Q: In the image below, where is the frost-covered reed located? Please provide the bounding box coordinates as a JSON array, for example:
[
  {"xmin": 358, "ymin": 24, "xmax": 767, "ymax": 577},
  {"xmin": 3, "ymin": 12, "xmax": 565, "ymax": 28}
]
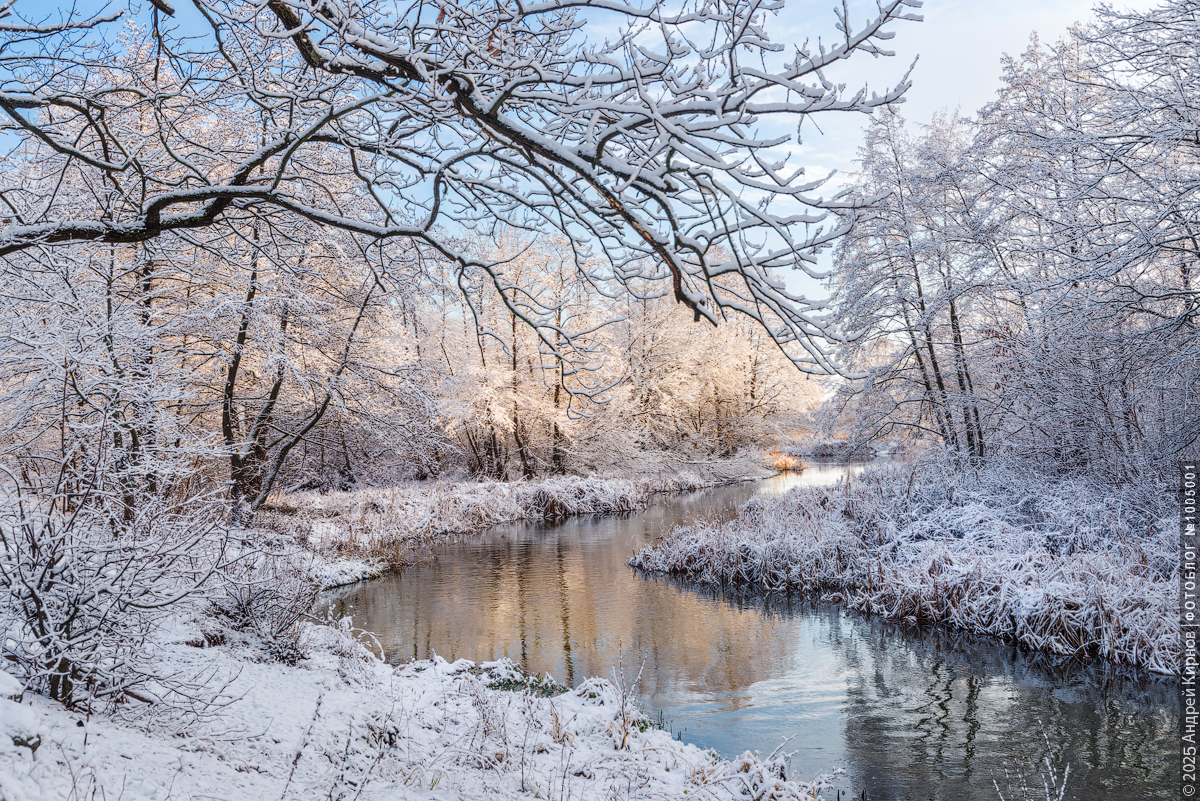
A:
[
  {"xmin": 304, "ymin": 476, "xmax": 641, "ymax": 550},
  {"xmin": 630, "ymin": 457, "xmax": 1178, "ymax": 674},
  {"xmin": 273, "ymin": 462, "xmax": 772, "ymax": 567}
]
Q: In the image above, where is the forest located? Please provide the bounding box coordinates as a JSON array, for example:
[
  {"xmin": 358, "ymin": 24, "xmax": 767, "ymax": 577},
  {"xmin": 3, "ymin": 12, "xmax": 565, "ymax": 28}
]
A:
[{"xmin": 0, "ymin": 0, "xmax": 1191, "ymax": 798}]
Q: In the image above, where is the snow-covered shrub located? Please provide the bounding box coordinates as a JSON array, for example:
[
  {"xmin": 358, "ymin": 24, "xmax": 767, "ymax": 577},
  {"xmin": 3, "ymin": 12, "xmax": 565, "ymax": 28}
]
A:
[
  {"xmin": 276, "ymin": 468, "xmax": 769, "ymax": 563},
  {"xmin": 0, "ymin": 486, "xmax": 225, "ymax": 707},
  {"xmin": 0, "ymin": 642, "xmax": 842, "ymax": 801},
  {"xmin": 210, "ymin": 532, "xmax": 320, "ymax": 664}
]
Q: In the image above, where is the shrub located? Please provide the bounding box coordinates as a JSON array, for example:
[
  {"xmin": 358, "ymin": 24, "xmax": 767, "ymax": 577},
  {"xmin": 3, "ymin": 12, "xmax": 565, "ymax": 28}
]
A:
[
  {"xmin": 209, "ymin": 532, "xmax": 321, "ymax": 664},
  {"xmin": 0, "ymin": 484, "xmax": 225, "ymax": 707}
]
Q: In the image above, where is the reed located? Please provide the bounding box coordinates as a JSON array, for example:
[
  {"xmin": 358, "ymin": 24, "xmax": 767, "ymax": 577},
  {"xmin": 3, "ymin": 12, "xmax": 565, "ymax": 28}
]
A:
[
  {"xmin": 630, "ymin": 457, "xmax": 1177, "ymax": 674},
  {"xmin": 270, "ymin": 462, "xmax": 774, "ymax": 569}
]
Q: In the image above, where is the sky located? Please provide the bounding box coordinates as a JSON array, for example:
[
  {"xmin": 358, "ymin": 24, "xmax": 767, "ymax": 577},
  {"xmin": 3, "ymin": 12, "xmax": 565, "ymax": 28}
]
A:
[
  {"xmin": 743, "ymin": 0, "xmax": 1158, "ymax": 297},
  {"xmin": 777, "ymin": 0, "xmax": 1157, "ymax": 179}
]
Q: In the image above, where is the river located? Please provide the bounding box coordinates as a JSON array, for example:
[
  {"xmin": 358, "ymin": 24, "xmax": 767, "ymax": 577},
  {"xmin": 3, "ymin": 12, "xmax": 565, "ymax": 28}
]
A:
[{"xmin": 324, "ymin": 463, "xmax": 1177, "ymax": 800}]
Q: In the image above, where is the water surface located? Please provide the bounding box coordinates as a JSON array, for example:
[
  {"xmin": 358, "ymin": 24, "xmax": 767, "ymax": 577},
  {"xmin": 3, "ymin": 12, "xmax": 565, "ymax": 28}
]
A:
[{"xmin": 326, "ymin": 464, "xmax": 1177, "ymax": 800}]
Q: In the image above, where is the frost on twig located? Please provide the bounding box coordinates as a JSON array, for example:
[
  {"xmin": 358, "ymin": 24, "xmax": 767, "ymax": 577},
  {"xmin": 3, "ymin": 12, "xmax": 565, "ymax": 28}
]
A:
[{"xmin": 0, "ymin": 0, "xmax": 921, "ymax": 376}]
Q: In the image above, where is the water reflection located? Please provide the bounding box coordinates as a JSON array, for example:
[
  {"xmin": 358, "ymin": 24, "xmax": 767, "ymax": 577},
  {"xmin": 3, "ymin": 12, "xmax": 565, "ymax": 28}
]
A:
[{"xmin": 325, "ymin": 465, "xmax": 1176, "ymax": 800}]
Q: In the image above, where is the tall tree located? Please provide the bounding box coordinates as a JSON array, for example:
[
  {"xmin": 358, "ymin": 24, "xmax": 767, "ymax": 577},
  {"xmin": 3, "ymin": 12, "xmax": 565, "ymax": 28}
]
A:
[{"xmin": 827, "ymin": 0, "xmax": 1200, "ymax": 479}]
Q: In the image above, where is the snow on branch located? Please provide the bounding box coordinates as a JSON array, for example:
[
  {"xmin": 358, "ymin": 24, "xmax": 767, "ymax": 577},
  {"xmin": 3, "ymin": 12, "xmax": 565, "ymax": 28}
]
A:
[{"xmin": 0, "ymin": 0, "xmax": 920, "ymax": 375}]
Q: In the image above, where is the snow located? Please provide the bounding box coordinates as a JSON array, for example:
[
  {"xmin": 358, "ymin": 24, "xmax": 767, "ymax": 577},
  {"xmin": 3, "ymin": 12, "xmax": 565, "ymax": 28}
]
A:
[
  {"xmin": 631, "ymin": 459, "xmax": 1178, "ymax": 675},
  {"xmin": 311, "ymin": 558, "xmax": 387, "ymax": 590},
  {"xmin": 0, "ymin": 699, "xmax": 37, "ymax": 748},
  {"xmin": 0, "ymin": 617, "xmax": 834, "ymax": 800},
  {"xmin": 0, "ymin": 671, "xmax": 21, "ymax": 700}
]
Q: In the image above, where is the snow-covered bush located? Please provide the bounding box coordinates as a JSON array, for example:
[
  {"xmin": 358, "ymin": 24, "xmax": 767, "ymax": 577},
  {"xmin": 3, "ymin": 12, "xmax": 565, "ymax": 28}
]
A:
[
  {"xmin": 276, "ymin": 466, "xmax": 771, "ymax": 564},
  {"xmin": 283, "ymin": 476, "xmax": 645, "ymax": 564},
  {"xmin": 632, "ymin": 455, "xmax": 1177, "ymax": 673},
  {"xmin": 0, "ymin": 485, "xmax": 226, "ymax": 707},
  {"xmin": 209, "ymin": 532, "xmax": 321, "ymax": 664},
  {"xmin": 0, "ymin": 640, "xmax": 841, "ymax": 801}
]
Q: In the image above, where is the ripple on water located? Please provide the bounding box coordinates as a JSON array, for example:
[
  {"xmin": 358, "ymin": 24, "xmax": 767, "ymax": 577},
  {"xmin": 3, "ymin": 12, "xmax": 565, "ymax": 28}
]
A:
[{"xmin": 325, "ymin": 467, "xmax": 1178, "ymax": 801}]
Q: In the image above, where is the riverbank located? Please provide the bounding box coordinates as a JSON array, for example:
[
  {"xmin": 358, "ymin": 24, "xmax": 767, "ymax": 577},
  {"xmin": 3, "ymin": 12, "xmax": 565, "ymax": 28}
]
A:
[
  {"xmin": 276, "ymin": 458, "xmax": 777, "ymax": 585},
  {"xmin": 0, "ymin": 614, "xmax": 835, "ymax": 801},
  {"xmin": 630, "ymin": 457, "xmax": 1178, "ymax": 675}
]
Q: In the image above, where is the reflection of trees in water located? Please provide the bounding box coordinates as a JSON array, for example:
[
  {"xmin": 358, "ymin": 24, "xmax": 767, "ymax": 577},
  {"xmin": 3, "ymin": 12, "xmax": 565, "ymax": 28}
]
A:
[
  {"xmin": 328, "ymin": 514, "xmax": 794, "ymax": 699},
  {"xmin": 658, "ymin": 576, "xmax": 1177, "ymax": 799},
  {"xmin": 328, "ymin": 502, "xmax": 1176, "ymax": 801},
  {"xmin": 825, "ymin": 616, "xmax": 1177, "ymax": 800},
  {"xmin": 643, "ymin": 578, "xmax": 1176, "ymax": 800}
]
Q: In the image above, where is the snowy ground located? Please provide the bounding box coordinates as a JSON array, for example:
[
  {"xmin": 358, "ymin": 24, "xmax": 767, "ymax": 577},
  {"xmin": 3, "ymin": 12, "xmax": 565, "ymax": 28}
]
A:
[
  {"xmin": 0, "ymin": 616, "xmax": 834, "ymax": 801},
  {"xmin": 311, "ymin": 556, "xmax": 388, "ymax": 590},
  {"xmin": 275, "ymin": 460, "xmax": 774, "ymax": 571},
  {"xmin": 631, "ymin": 457, "xmax": 1178, "ymax": 675}
]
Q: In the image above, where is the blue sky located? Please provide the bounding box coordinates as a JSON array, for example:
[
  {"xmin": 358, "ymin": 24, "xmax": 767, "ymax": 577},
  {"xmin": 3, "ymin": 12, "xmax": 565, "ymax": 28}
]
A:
[
  {"xmin": 23, "ymin": 0, "xmax": 1155, "ymax": 302},
  {"xmin": 751, "ymin": 0, "xmax": 1157, "ymax": 296},
  {"xmin": 765, "ymin": 0, "xmax": 1156, "ymax": 176}
]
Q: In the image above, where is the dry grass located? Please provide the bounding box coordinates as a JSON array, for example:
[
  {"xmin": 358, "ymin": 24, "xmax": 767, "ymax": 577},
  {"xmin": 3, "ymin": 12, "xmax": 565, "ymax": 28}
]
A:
[
  {"xmin": 267, "ymin": 460, "xmax": 774, "ymax": 568},
  {"xmin": 768, "ymin": 449, "xmax": 804, "ymax": 471},
  {"xmin": 630, "ymin": 457, "xmax": 1178, "ymax": 674}
]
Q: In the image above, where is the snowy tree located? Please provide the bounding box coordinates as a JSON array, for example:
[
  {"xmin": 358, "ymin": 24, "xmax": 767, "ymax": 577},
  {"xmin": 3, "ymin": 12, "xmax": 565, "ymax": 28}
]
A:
[
  {"xmin": 827, "ymin": 111, "xmax": 993, "ymax": 458},
  {"xmin": 827, "ymin": 0, "xmax": 1199, "ymax": 479},
  {"xmin": 0, "ymin": 0, "xmax": 921, "ymax": 375},
  {"xmin": 973, "ymin": 9, "xmax": 1199, "ymax": 476}
]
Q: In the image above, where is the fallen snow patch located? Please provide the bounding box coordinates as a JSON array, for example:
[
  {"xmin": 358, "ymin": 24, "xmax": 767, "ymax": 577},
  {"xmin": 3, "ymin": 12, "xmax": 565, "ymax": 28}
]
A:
[
  {"xmin": 0, "ymin": 620, "xmax": 834, "ymax": 800},
  {"xmin": 312, "ymin": 557, "xmax": 386, "ymax": 590}
]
